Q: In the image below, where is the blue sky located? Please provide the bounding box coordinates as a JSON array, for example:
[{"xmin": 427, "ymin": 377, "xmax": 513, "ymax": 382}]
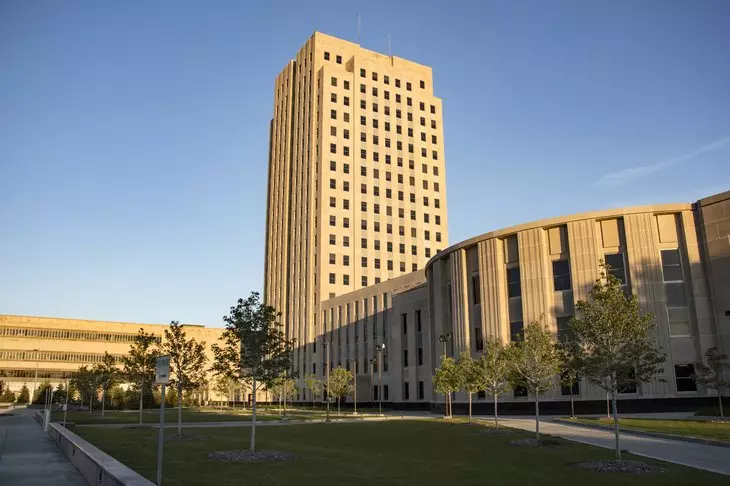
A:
[{"xmin": 1, "ymin": 0, "xmax": 728, "ymax": 327}]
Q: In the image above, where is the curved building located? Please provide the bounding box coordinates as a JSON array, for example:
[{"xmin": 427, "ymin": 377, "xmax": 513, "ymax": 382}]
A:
[{"xmin": 313, "ymin": 191, "xmax": 730, "ymax": 411}]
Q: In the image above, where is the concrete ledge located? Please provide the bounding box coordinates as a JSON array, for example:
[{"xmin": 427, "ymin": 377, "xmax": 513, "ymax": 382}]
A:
[
  {"xmin": 553, "ymin": 418, "xmax": 730, "ymax": 449},
  {"xmin": 45, "ymin": 421, "xmax": 154, "ymax": 486}
]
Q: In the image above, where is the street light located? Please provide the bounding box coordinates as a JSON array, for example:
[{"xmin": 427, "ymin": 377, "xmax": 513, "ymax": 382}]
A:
[
  {"xmin": 349, "ymin": 358, "xmax": 357, "ymax": 415},
  {"xmin": 324, "ymin": 340, "xmax": 330, "ymax": 422},
  {"xmin": 369, "ymin": 357, "xmax": 377, "ymax": 405},
  {"xmin": 376, "ymin": 343, "xmax": 386, "ymax": 415},
  {"xmin": 438, "ymin": 334, "xmax": 452, "ymax": 417},
  {"xmin": 31, "ymin": 348, "xmax": 39, "ymax": 405}
]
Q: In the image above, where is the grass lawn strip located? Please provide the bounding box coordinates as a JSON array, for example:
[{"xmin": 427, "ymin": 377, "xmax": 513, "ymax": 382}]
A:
[
  {"xmin": 73, "ymin": 420, "xmax": 728, "ymax": 486},
  {"xmin": 572, "ymin": 418, "xmax": 730, "ymax": 442}
]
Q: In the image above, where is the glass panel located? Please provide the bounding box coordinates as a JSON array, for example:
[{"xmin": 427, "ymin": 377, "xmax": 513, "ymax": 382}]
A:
[
  {"xmin": 667, "ymin": 307, "xmax": 690, "ymax": 336},
  {"xmin": 665, "ymin": 282, "xmax": 687, "ymax": 307},
  {"xmin": 552, "ymin": 259, "xmax": 572, "ymax": 291},
  {"xmin": 605, "ymin": 253, "xmax": 626, "ymax": 284},
  {"xmin": 510, "ymin": 321, "xmax": 523, "ymax": 342},
  {"xmin": 674, "ymin": 364, "xmax": 697, "ymax": 392},
  {"xmin": 507, "ymin": 267, "xmax": 521, "ymax": 298}
]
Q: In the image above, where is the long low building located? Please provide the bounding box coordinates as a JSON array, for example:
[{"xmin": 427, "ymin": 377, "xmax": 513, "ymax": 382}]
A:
[
  {"xmin": 310, "ymin": 190, "xmax": 730, "ymax": 412},
  {"xmin": 0, "ymin": 315, "xmax": 265, "ymax": 404}
]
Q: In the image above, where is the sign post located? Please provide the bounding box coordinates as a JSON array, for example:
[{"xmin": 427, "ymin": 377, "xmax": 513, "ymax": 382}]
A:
[{"xmin": 155, "ymin": 356, "xmax": 170, "ymax": 486}]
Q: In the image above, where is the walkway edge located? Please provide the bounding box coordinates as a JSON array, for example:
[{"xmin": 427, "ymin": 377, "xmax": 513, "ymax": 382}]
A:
[
  {"xmin": 553, "ymin": 418, "xmax": 730, "ymax": 449},
  {"xmin": 40, "ymin": 413, "xmax": 154, "ymax": 486}
]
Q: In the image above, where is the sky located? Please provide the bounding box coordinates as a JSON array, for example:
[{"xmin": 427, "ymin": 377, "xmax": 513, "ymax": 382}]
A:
[{"xmin": 1, "ymin": 0, "xmax": 728, "ymax": 327}]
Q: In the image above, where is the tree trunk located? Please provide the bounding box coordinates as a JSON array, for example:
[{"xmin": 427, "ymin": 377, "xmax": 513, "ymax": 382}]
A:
[
  {"xmin": 139, "ymin": 378, "xmax": 144, "ymax": 425},
  {"xmin": 493, "ymin": 393, "xmax": 499, "ymax": 430},
  {"xmin": 468, "ymin": 393, "xmax": 472, "ymax": 423},
  {"xmin": 101, "ymin": 389, "xmax": 105, "ymax": 417},
  {"xmin": 719, "ymin": 393, "xmax": 724, "ymax": 418},
  {"xmin": 534, "ymin": 394, "xmax": 540, "ymax": 444},
  {"xmin": 89, "ymin": 393, "xmax": 93, "ymax": 414},
  {"xmin": 250, "ymin": 376, "xmax": 257, "ymax": 452},
  {"xmin": 610, "ymin": 375, "xmax": 622, "ymax": 464},
  {"xmin": 606, "ymin": 392, "xmax": 610, "ymax": 420},
  {"xmin": 177, "ymin": 385, "xmax": 182, "ymax": 436},
  {"xmin": 337, "ymin": 397, "xmax": 341, "ymax": 414},
  {"xmin": 570, "ymin": 390, "xmax": 575, "ymax": 418}
]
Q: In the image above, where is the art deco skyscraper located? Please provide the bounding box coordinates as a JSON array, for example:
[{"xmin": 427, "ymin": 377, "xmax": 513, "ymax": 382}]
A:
[{"xmin": 264, "ymin": 32, "xmax": 449, "ymax": 373}]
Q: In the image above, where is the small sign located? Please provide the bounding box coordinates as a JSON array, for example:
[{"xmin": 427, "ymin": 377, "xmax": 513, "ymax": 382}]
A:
[{"xmin": 156, "ymin": 356, "xmax": 170, "ymax": 384}]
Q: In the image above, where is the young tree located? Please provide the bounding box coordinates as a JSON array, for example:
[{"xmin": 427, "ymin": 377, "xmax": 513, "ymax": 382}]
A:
[
  {"xmin": 328, "ymin": 367, "xmax": 353, "ymax": 414},
  {"xmin": 163, "ymin": 321, "xmax": 209, "ymax": 436},
  {"xmin": 32, "ymin": 380, "xmax": 53, "ymax": 405},
  {"xmin": 121, "ymin": 329, "xmax": 160, "ymax": 424},
  {"xmin": 52, "ymin": 383, "xmax": 67, "ymax": 405},
  {"xmin": 17, "ymin": 385, "xmax": 30, "ymax": 404},
  {"xmin": 559, "ymin": 343, "xmax": 581, "ymax": 419},
  {"xmin": 110, "ymin": 386, "xmax": 125, "ymax": 410},
  {"xmin": 93, "ymin": 352, "xmax": 120, "ymax": 417},
  {"xmin": 212, "ymin": 376, "xmax": 232, "ymax": 409},
  {"xmin": 71, "ymin": 366, "xmax": 98, "ymax": 412},
  {"xmin": 1, "ymin": 388, "xmax": 15, "ymax": 403},
  {"xmin": 456, "ymin": 351, "xmax": 481, "ymax": 423},
  {"xmin": 508, "ymin": 320, "xmax": 563, "ymax": 443},
  {"xmin": 570, "ymin": 262, "xmax": 665, "ymax": 464},
  {"xmin": 695, "ymin": 347, "xmax": 730, "ymax": 418},
  {"xmin": 304, "ymin": 373, "xmax": 322, "ymax": 409},
  {"xmin": 433, "ymin": 355, "xmax": 461, "ymax": 418},
  {"xmin": 212, "ymin": 292, "xmax": 294, "ymax": 452},
  {"xmin": 475, "ymin": 338, "xmax": 512, "ymax": 430}
]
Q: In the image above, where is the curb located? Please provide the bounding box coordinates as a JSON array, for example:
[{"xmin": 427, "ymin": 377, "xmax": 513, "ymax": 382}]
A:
[{"xmin": 553, "ymin": 418, "xmax": 730, "ymax": 449}]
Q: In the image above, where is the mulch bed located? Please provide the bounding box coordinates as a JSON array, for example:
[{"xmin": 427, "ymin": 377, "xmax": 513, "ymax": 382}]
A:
[
  {"xmin": 509, "ymin": 438, "xmax": 562, "ymax": 447},
  {"xmin": 208, "ymin": 450, "xmax": 297, "ymax": 463},
  {"xmin": 573, "ymin": 460, "xmax": 664, "ymax": 474},
  {"xmin": 165, "ymin": 433, "xmax": 200, "ymax": 442}
]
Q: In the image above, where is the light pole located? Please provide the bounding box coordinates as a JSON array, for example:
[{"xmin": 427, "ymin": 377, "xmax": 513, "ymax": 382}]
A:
[
  {"xmin": 350, "ymin": 358, "xmax": 357, "ymax": 415},
  {"xmin": 31, "ymin": 348, "xmax": 39, "ymax": 405},
  {"xmin": 369, "ymin": 357, "xmax": 376, "ymax": 406},
  {"xmin": 376, "ymin": 343, "xmax": 385, "ymax": 415},
  {"xmin": 324, "ymin": 340, "xmax": 330, "ymax": 422},
  {"xmin": 438, "ymin": 334, "xmax": 452, "ymax": 417}
]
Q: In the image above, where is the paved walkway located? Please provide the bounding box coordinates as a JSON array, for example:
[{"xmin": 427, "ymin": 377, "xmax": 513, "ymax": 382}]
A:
[
  {"xmin": 0, "ymin": 407, "xmax": 85, "ymax": 486},
  {"xmin": 495, "ymin": 416, "xmax": 730, "ymax": 476}
]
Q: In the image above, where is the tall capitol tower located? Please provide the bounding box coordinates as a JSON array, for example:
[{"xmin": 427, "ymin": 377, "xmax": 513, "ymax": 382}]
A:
[{"xmin": 264, "ymin": 32, "xmax": 449, "ymax": 375}]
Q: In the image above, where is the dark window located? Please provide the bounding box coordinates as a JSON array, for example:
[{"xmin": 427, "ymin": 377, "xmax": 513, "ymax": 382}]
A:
[
  {"xmin": 362, "ymin": 276, "xmax": 368, "ymax": 286},
  {"xmin": 324, "ymin": 51, "xmax": 330, "ymax": 60},
  {"xmin": 618, "ymin": 367, "xmax": 638, "ymax": 394},
  {"xmin": 507, "ymin": 267, "xmax": 521, "ymax": 298},
  {"xmin": 674, "ymin": 364, "xmax": 697, "ymax": 392},
  {"xmin": 420, "ymin": 80, "xmax": 425, "ymax": 89},
  {"xmin": 329, "ymin": 273, "xmax": 335, "ymax": 284},
  {"xmin": 605, "ymin": 253, "xmax": 626, "ymax": 284},
  {"xmin": 403, "ymin": 349, "xmax": 408, "ymax": 367},
  {"xmin": 406, "ymin": 81, "xmax": 412, "ymax": 91},
  {"xmin": 360, "ymin": 68, "xmax": 366, "ymax": 77},
  {"xmin": 471, "ymin": 275, "xmax": 480, "ymax": 305},
  {"xmin": 403, "ymin": 382, "xmax": 409, "ymax": 400},
  {"xmin": 661, "ymin": 249, "xmax": 684, "ymax": 282},
  {"xmin": 557, "ymin": 316, "xmax": 573, "ymax": 343},
  {"xmin": 510, "ymin": 321, "xmax": 524, "ymax": 342},
  {"xmin": 552, "ymin": 259, "xmax": 572, "ymax": 291},
  {"xmin": 418, "ymin": 381, "xmax": 424, "ymax": 399},
  {"xmin": 344, "ymin": 80, "xmax": 350, "ymax": 90},
  {"xmin": 417, "ymin": 347, "xmax": 423, "ymax": 366},
  {"xmin": 561, "ymin": 372, "xmax": 580, "ymax": 396},
  {"xmin": 474, "ymin": 327, "xmax": 483, "ymax": 351},
  {"xmin": 336, "ymin": 55, "xmax": 342, "ymax": 64},
  {"xmin": 513, "ymin": 386, "xmax": 527, "ymax": 397}
]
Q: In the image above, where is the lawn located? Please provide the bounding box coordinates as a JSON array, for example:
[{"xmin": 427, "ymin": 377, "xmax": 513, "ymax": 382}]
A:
[
  {"xmin": 74, "ymin": 420, "xmax": 727, "ymax": 486},
  {"xmin": 573, "ymin": 418, "xmax": 730, "ymax": 442},
  {"xmin": 52, "ymin": 407, "xmax": 366, "ymax": 425}
]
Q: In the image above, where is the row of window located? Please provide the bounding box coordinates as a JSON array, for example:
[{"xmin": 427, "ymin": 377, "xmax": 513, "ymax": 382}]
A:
[
  {"xmin": 1, "ymin": 349, "xmax": 125, "ymax": 364},
  {"xmin": 329, "ymin": 124, "xmax": 439, "ymax": 147},
  {"xmin": 322, "ymin": 55, "xmax": 426, "ymax": 92},
  {"xmin": 329, "ymin": 159, "xmax": 440, "ymax": 177},
  {"xmin": 328, "ymin": 178, "xmax": 442, "ymax": 198},
  {"xmin": 329, "ymin": 253, "xmax": 429, "ymax": 269},
  {"xmin": 0, "ymin": 327, "xmax": 154, "ymax": 344},
  {"xmin": 329, "ymin": 195, "xmax": 442, "ymax": 213},
  {"xmin": 327, "ymin": 234, "xmax": 441, "ymax": 255},
  {"xmin": 328, "ymin": 269, "xmax": 419, "ymax": 287},
  {"xmin": 329, "ymin": 214, "xmax": 441, "ymax": 229},
  {"xmin": 328, "ymin": 85, "xmax": 436, "ymax": 113}
]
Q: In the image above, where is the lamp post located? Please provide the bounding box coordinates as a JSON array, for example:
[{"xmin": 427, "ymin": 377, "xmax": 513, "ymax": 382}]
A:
[
  {"xmin": 438, "ymin": 334, "xmax": 452, "ymax": 417},
  {"xmin": 350, "ymin": 358, "xmax": 357, "ymax": 415},
  {"xmin": 31, "ymin": 348, "xmax": 40, "ymax": 405},
  {"xmin": 369, "ymin": 357, "xmax": 377, "ymax": 406},
  {"xmin": 376, "ymin": 343, "xmax": 385, "ymax": 415},
  {"xmin": 324, "ymin": 340, "xmax": 330, "ymax": 422}
]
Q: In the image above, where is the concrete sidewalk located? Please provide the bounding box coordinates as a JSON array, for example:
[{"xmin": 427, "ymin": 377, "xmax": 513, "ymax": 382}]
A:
[
  {"xmin": 496, "ymin": 416, "xmax": 730, "ymax": 476},
  {"xmin": 0, "ymin": 408, "xmax": 85, "ymax": 485}
]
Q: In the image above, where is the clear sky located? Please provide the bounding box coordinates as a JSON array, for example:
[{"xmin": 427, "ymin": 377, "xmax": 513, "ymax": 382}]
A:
[{"xmin": 1, "ymin": 0, "xmax": 728, "ymax": 327}]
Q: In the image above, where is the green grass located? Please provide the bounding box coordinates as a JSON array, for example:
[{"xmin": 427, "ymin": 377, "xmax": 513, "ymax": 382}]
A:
[
  {"xmin": 52, "ymin": 407, "xmax": 369, "ymax": 425},
  {"xmin": 73, "ymin": 420, "xmax": 727, "ymax": 486},
  {"xmin": 573, "ymin": 417, "xmax": 730, "ymax": 442}
]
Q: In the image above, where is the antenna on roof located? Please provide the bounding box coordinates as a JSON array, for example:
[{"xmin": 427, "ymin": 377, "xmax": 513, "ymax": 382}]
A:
[{"xmin": 357, "ymin": 13, "xmax": 361, "ymax": 44}]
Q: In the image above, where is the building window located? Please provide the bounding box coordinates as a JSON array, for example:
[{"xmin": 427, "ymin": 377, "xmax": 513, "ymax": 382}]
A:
[
  {"xmin": 403, "ymin": 382, "xmax": 409, "ymax": 400},
  {"xmin": 557, "ymin": 316, "xmax": 573, "ymax": 343},
  {"xmin": 661, "ymin": 249, "xmax": 690, "ymax": 336},
  {"xmin": 514, "ymin": 386, "xmax": 527, "ymax": 398},
  {"xmin": 343, "ymin": 255, "xmax": 350, "ymax": 266},
  {"xmin": 400, "ymin": 262, "xmax": 406, "ymax": 272},
  {"xmin": 403, "ymin": 349, "xmax": 408, "ymax": 367},
  {"xmin": 329, "ymin": 215, "xmax": 336, "ymax": 226},
  {"xmin": 330, "ymin": 144, "xmax": 336, "ymax": 154},
  {"xmin": 343, "ymin": 236, "xmax": 350, "ymax": 247},
  {"xmin": 605, "ymin": 253, "xmax": 627, "ymax": 285},
  {"xmin": 560, "ymin": 372, "xmax": 580, "ymax": 396},
  {"xmin": 362, "ymin": 276, "xmax": 368, "ymax": 287},
  {"xmin": 552, "ymin": 259, "xmax": 572, "ymax": 291},
  {"xmin": 360, "ymin": 68, "xmax": 366, "ymax": 77},
  {"xmin": 329, "ymin": 235, "xmax": 336, "ymax": 245},
  {"xmin": 418, "ymin": 381, "xmax": 424, "ymax": 399},
  {"xmin": 507, "ymin": 267, "xmax": 521, "ymax": 298},
  {"xmin": 329, "ymin": 273, "xmax": 336, "ymax": 284},
  {"xmin": 510, "ymin": 321, "xmax": 523, "ymax": 342},
  {"xmin": 471, "ymin": 275, "xmax": 480, "ymax": 305},
  {"xmin": 344, "ymin": 80, "xmax": 350, "ymax": 90},
  {"xmin": 329, "ymin": 253, "xmax": 336, "ymax": 265},
  {"xmin": 343, "ymin": 181, "xmax": 349, "ymax": 191},
  {"xmin": 618, "ymin": 367, "xmax": 638, "ymax": 394},
  {"xmin": 336, "ymin": 54, "xmax": 342, "ymax": 64},
  {"xmin": 474, "ymin": 327, "xmax": 483, "ymax": 351},
  {"xmin": 674, "ymin": 364, "xmax": 697, "ymax": 392}
]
